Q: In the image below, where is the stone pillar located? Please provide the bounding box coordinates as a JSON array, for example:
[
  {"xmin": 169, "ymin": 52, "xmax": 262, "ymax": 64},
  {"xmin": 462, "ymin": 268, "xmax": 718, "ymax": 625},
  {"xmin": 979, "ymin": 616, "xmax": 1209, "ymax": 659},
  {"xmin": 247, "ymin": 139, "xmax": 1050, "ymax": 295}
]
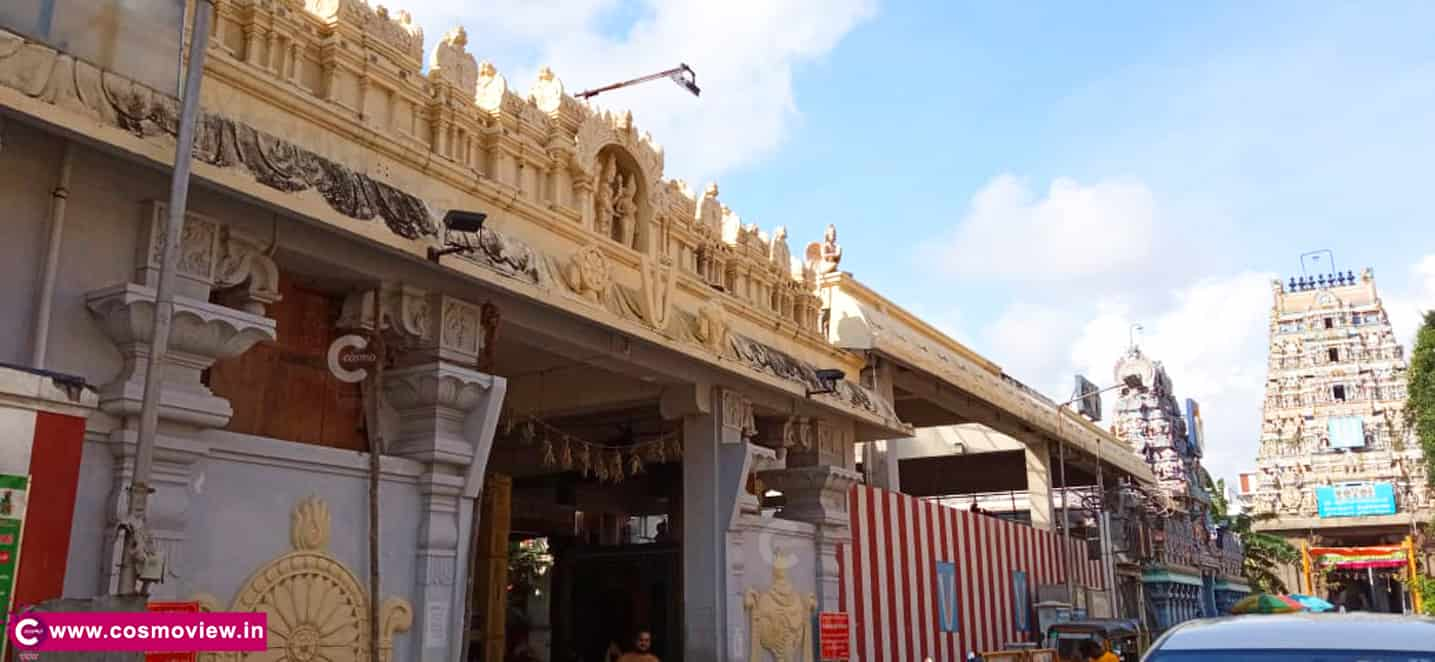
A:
[
  {"xmin": 861, "ymin": 439, "xmax": 903, "ymax": 490},
  {"xmin": 383, "ymin": 360, "xmax": 506, "ymax": 662},
  {"xmin": 1026, "ymin": 437, "xmax": 1054, "ymax": 532},
  {"xmin": 471, "ymin": 474, "xmax": 511, "ymax": 662},
  {"xmin": 761, "ymin": 464, "xmax": 859, "ymax": 612},
  {"xmin": 86, "ymin": 202, "xmax": 281, "ymax": 596},
  {"xmin": 666, "ymin": 385, "xmax": 753, "ymax": 662}
]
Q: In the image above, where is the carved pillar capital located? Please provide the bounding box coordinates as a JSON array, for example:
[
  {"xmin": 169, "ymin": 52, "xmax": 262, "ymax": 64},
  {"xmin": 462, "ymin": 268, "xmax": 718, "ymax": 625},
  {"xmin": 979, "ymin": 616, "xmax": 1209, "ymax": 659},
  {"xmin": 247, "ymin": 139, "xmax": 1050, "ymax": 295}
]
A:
[
  {"xmin": 759, "ymin": 465, "xmax": 860, "ymax": 529},
  {"xmin": 382, "ymin": 361, "xmax": 503, "ymax": 466},
  {"xmin": 340, "ymin": 286, "xmax": 488, "ymax": 367},
  {"xmin": 86, "ymin": 283, "xmax": 275, "ymax": 428},
  {"xmin": 785, "ymin": 418, "xmax": 853, "ymax": 469}
]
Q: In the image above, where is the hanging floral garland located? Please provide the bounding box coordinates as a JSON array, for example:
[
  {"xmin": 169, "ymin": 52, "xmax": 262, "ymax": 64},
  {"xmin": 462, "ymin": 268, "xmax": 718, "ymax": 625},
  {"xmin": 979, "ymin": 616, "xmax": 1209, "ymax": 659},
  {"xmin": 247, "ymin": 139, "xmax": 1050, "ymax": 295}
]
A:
[{"xmin": 502, "ymin": 409, "xmax": 681, "ymax": 483}]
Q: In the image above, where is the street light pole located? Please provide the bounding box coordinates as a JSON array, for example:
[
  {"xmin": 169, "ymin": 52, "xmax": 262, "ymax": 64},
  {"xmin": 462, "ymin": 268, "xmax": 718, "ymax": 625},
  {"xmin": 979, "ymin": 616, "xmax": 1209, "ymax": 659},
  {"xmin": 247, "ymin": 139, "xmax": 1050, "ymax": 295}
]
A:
[{"xmin": 115, "ymin": 0, "xmax": 214, "ymax": 597}]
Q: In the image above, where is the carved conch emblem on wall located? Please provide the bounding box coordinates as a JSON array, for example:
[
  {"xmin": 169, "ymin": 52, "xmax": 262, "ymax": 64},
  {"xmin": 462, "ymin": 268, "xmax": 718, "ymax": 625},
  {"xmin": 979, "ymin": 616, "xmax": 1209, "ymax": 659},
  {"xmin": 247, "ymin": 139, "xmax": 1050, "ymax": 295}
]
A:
[
  {"xmin": 744, "ymin": 547, "xmax": 816, "ymax": 662},
  {"xmin": 189, "ymin": 496, "xmax": 413, "ymax": 662}
]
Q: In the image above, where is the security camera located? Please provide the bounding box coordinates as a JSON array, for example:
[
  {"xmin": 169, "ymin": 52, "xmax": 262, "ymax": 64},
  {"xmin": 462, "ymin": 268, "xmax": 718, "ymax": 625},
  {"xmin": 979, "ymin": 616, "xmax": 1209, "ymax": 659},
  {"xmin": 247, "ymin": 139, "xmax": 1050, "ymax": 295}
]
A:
[{"xmin": 443, "ymin": 210, "xmax": 487, "ymax": 234}]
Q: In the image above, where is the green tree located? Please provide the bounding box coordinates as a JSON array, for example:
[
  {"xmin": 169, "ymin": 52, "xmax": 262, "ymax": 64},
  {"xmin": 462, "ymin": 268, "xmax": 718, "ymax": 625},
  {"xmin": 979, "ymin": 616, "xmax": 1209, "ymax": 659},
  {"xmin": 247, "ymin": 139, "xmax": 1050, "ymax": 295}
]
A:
[
  {"xmin": 1408, "ymin": 310, "xmax": 1435, "ymax": 487},
  {"xmin": 1202, "ymin": 469, "xmax": 1300, "ymax": 593}
]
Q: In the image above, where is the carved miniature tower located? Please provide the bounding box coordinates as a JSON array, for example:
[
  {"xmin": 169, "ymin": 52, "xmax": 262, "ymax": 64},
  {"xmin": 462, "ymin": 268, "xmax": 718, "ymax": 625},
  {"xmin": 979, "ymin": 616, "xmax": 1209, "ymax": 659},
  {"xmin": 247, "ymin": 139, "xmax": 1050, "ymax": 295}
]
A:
[
  {"xmin": 1112, "ymin": 347, "xmax": 1208, "ymax": 507},
  {"xmin": 1250, "ymin": 269, "xmax": 1430, "ymax": 538}
]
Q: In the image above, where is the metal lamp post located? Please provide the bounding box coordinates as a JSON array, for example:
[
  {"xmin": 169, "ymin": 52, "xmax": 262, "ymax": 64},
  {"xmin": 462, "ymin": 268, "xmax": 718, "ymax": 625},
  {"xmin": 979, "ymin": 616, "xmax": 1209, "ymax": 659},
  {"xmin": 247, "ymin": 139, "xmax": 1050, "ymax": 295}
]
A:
[{"xmin": 114, "ymin": 0, "xmax": 215, "ymax": 596}]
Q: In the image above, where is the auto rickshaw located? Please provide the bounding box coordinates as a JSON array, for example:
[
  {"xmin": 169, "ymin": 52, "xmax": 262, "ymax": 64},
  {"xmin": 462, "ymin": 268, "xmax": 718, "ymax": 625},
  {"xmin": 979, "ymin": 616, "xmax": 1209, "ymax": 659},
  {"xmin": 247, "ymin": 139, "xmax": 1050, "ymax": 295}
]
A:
[{"xmin": 1042, "ymin": 619, "xmax": 1142, "ymax": 662}]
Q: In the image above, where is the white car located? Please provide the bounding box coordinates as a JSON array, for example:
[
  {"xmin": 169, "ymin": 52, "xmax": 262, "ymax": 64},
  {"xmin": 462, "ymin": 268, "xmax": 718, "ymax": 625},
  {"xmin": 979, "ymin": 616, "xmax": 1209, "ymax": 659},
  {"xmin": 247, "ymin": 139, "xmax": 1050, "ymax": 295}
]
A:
[{"xmin": 1141, "ymin": 612, "xmax": 1435, "ymax": 661}]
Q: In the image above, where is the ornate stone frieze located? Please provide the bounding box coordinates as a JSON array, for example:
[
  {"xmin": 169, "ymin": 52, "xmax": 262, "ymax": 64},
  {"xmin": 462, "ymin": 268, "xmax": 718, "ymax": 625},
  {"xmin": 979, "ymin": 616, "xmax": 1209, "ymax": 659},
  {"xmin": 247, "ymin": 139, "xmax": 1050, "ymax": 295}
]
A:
[
  {"xmin": 0, "ymin": 29, "xmax": 436, "ymax": 239},
  {"xmin": 193, "ymin": 496, "xmax": 413, "ymax": 662},
  {"xmin": 461, "ymin": 225, "xmax": 545, "ymax": 286},
  {"xmin": 729, "ymin": 334, "xmax": 900, "ymax": 424}
]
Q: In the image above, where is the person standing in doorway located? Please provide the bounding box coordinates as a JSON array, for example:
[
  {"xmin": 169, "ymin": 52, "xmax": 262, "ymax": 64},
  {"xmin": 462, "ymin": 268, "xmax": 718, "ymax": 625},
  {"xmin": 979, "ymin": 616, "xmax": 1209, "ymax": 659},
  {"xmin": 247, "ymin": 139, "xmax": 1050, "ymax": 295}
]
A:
[{"xmin": 617, "ymin": 630, "xmax": 659, "ymax": 662}]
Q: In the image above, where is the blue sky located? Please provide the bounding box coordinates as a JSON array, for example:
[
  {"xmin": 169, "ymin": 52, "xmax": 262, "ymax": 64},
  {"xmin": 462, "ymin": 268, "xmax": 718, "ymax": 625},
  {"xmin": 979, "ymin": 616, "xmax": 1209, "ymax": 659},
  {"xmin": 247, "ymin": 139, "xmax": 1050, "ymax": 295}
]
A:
[{"xmin": 403, "ymin": 1, "xmax": 1435, "ymax": 484}]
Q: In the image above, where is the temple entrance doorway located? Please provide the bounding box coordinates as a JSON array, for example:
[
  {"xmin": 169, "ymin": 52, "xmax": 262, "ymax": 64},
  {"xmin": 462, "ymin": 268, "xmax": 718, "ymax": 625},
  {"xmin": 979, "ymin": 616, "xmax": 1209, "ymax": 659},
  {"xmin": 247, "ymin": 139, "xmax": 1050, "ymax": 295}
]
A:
[{"xmin": 464, "ymin": 333, "xmax": 688, "ymax": 662}]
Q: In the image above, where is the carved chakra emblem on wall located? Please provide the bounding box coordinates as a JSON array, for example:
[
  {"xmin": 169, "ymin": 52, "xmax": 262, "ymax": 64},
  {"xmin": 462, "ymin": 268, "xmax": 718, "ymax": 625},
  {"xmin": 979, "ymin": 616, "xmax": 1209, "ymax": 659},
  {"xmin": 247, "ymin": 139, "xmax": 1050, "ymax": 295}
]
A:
[{"xmin": 190, "ymin": 496, "xmax": 413, "ymax": 662}]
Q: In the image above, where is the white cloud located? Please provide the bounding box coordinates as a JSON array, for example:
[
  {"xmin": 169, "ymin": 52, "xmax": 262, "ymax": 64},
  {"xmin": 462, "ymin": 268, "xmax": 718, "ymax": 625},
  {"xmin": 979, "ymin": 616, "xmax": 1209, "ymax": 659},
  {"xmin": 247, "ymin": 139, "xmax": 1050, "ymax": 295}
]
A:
[
  {"xmin": 1068, "ymin": 273, "xmax": 1277, "ymax": 484},
  {"xmin": 399, "ymin": 0, "xmax": 877, "ymax": 185},
  {"xmin": 974, "ymin": 272, "xmax": 1277, "ymax": 485},
  {"xmin": 936, "ymin": 175, "xmax": 1158, "ymax": 282},
  {"xmin": 1383, "ymin": 255, "xmax": 1435, "ymax": 349}
]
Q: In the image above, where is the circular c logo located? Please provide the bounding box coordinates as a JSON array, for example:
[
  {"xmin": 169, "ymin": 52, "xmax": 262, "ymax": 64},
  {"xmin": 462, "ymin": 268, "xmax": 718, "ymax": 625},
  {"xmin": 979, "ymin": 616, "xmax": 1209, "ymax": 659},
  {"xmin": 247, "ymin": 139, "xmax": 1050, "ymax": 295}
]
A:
[
  {"xmin": 12, "ymin": 616, "xmax": 42, "ymax": 648},
  {"xmin": 327, "ymin": 334, "xmax": 373, "ymax": 383}
]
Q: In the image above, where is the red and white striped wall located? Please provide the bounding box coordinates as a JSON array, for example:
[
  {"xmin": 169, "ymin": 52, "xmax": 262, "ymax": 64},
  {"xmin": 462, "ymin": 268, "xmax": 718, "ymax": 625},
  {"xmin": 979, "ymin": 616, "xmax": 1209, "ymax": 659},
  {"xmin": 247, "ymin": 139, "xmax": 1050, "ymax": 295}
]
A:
[
  {"xmin": 840, "ymin": 485, "xmax": 1104, "ymax": 661},
  {"xmin": 0, "ymin": 367, "xmax": 93, "ymax": 611}
]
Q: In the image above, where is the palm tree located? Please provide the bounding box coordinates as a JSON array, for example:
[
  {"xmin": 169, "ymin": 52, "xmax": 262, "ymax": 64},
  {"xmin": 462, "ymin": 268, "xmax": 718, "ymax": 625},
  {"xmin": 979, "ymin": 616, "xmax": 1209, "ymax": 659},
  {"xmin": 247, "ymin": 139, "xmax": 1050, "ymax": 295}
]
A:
[{"xmin": 1201, "ymin": 469, "xmax": 1300, "ymax": 593}]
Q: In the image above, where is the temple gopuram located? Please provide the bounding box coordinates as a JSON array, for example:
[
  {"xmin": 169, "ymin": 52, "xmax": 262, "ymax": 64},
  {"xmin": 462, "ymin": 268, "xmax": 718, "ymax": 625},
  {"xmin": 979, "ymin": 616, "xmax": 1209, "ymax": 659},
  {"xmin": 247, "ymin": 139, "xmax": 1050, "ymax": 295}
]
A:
[
  {"xmin": 1109, "ymin": 347, "xmax": 1248, "ymax": 631},
  {"xmin": 1249, "ymin": 268, "xmax": 1432, "ymax": 612}
]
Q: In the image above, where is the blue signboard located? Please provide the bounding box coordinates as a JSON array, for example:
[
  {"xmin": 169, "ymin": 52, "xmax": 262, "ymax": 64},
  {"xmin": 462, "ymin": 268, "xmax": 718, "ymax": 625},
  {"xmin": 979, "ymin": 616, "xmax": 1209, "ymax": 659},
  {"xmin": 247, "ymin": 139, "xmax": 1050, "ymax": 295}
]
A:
[
  {"xmin": 1328, "ymin": 416, "xmax": 1366, "ymax": 449},
  {"xmin": 1013, "ymin": 570, "xmax": 1031, "ymax": 635},
  {"xmin": 1185, "ymin": 399, "xmax": 1204, "ymax": 458},
  {"xmin": 1316, "ymin": 482, "xmax": 1396, "ymax": 518},
  {"xmin": 935, "ymin": 561, "xmax": 959, "ymax": 633}
]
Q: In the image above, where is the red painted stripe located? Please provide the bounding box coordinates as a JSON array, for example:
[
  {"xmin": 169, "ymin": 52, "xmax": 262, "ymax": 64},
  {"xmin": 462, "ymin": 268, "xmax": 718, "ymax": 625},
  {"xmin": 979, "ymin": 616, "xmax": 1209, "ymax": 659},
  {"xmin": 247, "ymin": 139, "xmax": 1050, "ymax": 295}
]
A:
[
  {"xmin": 996, "ymin": 519, "xmax": 1012, "ymax": 647},
  {"xmin": 13, "ymin": 411, "xmax": 85, "ymax": 610},
  {"xmin": 939, "ymin": 503, "xmax": 954, "ymax": 660},
  {"xmin": 895, "ymin": 493, "xmax": 906, "ymax": 657},
  {"xmin": 916, "ymin": 498, "xmax": 930, "ymax": 661},
  {"xmin": 974, "ymin": 513, "xmax": 991, "ymax": 653},
  {"xmin": 929, "ymin": 496, "xmax": 941, "ymax": 657},
  {"xmin": 969, "ymin": 512, "xmax": 985, "ymax": 654},
  {"xmin": 869, "ymin": 486, "xmax": 886, "ymax": 662},
  {"xmin": 852, "ymin": 487, "xmax": 869, "ymax": 662},
  {"xmin": 884, "ymin": 492, "xmax": 901, "ymax": 662},
  {"xmin": 955, "ymin": 507, "xmax": 970, "ymax": 659}
]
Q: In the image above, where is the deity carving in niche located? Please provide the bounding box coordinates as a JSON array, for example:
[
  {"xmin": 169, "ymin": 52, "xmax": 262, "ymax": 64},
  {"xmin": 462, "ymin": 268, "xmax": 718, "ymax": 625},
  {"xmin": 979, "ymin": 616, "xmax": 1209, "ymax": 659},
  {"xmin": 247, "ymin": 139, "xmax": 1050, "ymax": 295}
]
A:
[
  {"xmin": 804, "ymin": 224, "xmax": 842, "ymax": 276},
  {"xmin": 594, "ymin": 152, "xmax": 642, "ymax": 249}
]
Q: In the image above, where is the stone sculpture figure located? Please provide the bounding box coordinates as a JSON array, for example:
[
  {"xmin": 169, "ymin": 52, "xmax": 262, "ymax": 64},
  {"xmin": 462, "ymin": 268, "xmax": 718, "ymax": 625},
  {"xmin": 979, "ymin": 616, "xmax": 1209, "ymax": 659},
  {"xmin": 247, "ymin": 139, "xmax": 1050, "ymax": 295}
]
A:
[
  {"xmin": 769, "ymin": 226, "xmax": 792, "ymax": 276},
  {"xmin": 531, "ymin": 65, "xmax": 564, "ymax": 112},
  {"xmin": 697, "ymin": 183, "xmax": 723, "ymax": 233},
  {"xmin": 431, "ymin": 26, "xmax": 478, "ymax": 94},
  {"xmin": 617, "ymin": 173, "xmax": 639, "ymax": 248},
  {"xmin": 744, "ymin": 550, "xmax": 816, "ymax": 662},
  {"xmin": 804, "ymin": 224, "xmax": 843, "ymax": 275},
  {"xmin": 594, "ymin": 155, "xmax": 617, "ymax": 236}
]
